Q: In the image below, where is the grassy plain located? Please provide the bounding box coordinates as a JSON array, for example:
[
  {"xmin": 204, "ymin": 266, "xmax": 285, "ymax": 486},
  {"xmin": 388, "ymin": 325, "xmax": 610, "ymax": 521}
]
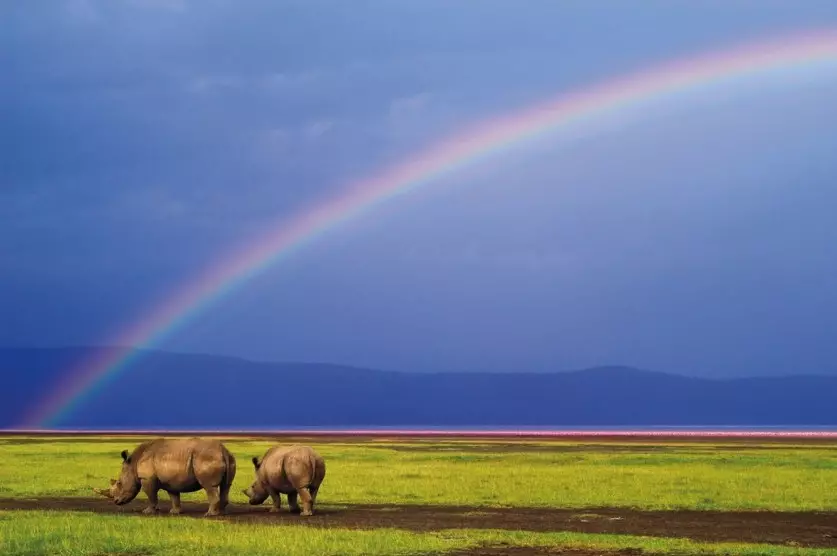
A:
[{"xmin": 1, "ymin": 435, "xmax": 836, "ymax": 555}]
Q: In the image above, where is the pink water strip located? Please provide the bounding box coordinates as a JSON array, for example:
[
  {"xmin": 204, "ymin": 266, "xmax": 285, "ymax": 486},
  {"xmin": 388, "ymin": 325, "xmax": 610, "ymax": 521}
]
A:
[{"xmin": 4, "ymin": 429, "xmax": 837, "ymax": 439}]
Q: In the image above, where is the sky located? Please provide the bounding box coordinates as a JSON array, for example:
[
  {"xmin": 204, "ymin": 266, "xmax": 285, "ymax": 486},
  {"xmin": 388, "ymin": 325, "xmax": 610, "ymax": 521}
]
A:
[{"xmin": 3, "ymin": 0, "xmax": 837, "ymax": 379}]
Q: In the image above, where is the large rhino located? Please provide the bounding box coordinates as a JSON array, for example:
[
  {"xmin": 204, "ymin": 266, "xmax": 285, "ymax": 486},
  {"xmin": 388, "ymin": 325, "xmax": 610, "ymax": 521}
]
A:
[
  {"xmin": 242, "ymin": 445, "xmax": 325, "ymax": 516},
  {"xmin": 93, "ymin": 437, "xmax": 236, "ymax": 516}
]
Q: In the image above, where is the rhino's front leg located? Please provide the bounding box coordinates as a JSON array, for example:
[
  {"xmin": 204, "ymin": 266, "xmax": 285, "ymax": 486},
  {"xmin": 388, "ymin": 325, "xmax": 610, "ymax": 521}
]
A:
[
  {"xmin": 141, "ymin": 480, "xmax": 159, "ymax": 515},
  {"xmin": 169, "ymin": 492, "xmax": 182, "ymax": 515},
  {"xmin": 265, "ymin": 485, "xmax": 282, "ymax": 513}
]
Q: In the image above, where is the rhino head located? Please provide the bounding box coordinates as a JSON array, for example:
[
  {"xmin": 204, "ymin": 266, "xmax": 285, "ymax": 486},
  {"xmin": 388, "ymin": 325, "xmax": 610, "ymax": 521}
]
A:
[
  {"xmin": 242, "ymin": 456, "xmax": 270, "ymax": 505},
  {"xmin": 95, "ymin": 449, "xmax": 142, "ymax": 505}
]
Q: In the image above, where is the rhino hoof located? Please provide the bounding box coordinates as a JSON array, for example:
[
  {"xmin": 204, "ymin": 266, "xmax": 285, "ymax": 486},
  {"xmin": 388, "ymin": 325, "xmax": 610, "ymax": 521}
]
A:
[
  {"xmin": 142, "ymin": 507, "xmax": 159, "ymax": 515},
  {"xmin": 204, "ymin": 509, "xmax": 222, "ymax": 517},
  {"xmin": 300, "ymin": 510, "xmax": 313, "ymax": 517}
]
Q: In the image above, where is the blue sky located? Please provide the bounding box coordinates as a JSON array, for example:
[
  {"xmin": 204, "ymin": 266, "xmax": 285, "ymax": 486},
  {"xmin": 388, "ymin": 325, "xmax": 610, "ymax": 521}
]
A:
[{"xmin": 3, "ymin": 0, "xmax": 837, "ymax": 377}]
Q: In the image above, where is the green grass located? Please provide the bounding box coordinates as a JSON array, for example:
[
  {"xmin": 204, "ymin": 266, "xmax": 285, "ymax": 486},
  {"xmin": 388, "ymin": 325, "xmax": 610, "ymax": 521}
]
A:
[
  {"xmin": 2, "ymin": 510, "xmax": 835, "ymax": 556},
  {"xmin": 1, "ymin": 436, "xmax": 836, "ymax": 511},
  {"xmin": 2, "ymin": 436, "xmax": 836, "ymax": 555}
]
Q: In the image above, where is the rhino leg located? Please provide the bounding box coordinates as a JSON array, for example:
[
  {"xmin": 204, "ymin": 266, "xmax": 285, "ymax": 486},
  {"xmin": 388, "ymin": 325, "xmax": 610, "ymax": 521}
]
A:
[
  {"xmin": 297, "ymin": 487, "xmax": 314, "ymax": 516},
  {"xmin": 204, "ymin": 485, "xmax": 222, "ymax": 517},
  {"xmin": 219, "ymin": 483, "xmax": 230, "ymax": 512},
  {"xmin": 169, "ymin": 492, "xmax": 182, "ymax": 515},
  {"xmin": 310, "ymin": 486, "xmax": 320, "ymax": 513},
  {"xmin": 287, "ymin": 491, "xmax": 299, "ymax": 514},
  {"xmin": 269, "ymin": 491, "xmax": 283, "ymax": 513},
  {"xmin": 141, "ymin": 480, "xmax": 159, "ymax": 515}
]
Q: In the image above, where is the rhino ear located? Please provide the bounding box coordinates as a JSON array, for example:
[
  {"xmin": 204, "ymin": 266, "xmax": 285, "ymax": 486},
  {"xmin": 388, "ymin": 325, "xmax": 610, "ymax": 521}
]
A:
[
  {"xmin": 120, "ymin": 450, "xmax": 130, "ymax": 463},
  {"xmin": 252, "ymin": 456, "xmax": 261, "ymax": 469}
]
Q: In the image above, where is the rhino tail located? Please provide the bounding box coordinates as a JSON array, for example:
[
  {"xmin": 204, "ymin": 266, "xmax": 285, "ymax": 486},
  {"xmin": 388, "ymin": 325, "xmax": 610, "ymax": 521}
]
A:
[
  {"xmin": 186, "ymin": 450, "xmax": 195, "ymax": 479},
  {"xmin": 222, "ymin": 447, "xmax": 236, "ymax": 488},
  {"xmin": 308, "ymin": 451, "xmax": 318, "ymax": 489}
]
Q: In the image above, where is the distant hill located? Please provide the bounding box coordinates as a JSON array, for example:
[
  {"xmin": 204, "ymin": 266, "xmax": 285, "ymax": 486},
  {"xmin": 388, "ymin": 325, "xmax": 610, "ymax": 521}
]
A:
[{"xmin": 1, "ymin": 347, "xmax": 835, "ymax": 428}]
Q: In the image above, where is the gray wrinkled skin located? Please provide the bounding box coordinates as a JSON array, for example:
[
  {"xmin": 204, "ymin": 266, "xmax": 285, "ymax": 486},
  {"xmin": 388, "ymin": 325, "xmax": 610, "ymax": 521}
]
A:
[
  {"xmin": 93, "ymin": 438, "xmax": 236, "ymax": 516},
  {"xmin": 243, "ymin": 445, "xmax": 325, "ymax": 516}
]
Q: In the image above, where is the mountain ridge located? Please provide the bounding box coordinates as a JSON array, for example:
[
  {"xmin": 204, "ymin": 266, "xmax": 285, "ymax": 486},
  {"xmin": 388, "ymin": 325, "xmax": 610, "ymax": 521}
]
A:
[{"xmin": 2, "ymin": 347, "xmax": 835, "ymax": 428}]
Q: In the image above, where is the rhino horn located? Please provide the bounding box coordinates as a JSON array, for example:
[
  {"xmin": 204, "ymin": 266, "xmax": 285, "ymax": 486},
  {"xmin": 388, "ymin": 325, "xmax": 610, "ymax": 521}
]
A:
[{"xmin": 92, "ymin": 487, "xmax": 112, "ymax": 499}]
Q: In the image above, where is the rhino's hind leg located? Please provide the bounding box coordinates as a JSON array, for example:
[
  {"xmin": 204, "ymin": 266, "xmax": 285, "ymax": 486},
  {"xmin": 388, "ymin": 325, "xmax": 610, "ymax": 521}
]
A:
[
  {"xmin": 169, "ymin": 492, "xmax": 182, "ymax": 515},
  {"xmin": 141, "ymin": 480, "xmax": 159, "ymax": 515},
  {"xmin": 310, "ymin": 486, "xmax": 320, "ymax": 513},
  {"xmin": 204, "ymin": 485, "xmax": 222, "ymax": 517},
  {"xmin": 287, "ymin": 491, "xmax": 300, "ymax": 514},
  {"xmin": 219, "ymin": 484, "xmax": 231, "ymax": 512},
  {"xmin": 297, "ymin": 487, "xmax": 314, "ymax": 516}
]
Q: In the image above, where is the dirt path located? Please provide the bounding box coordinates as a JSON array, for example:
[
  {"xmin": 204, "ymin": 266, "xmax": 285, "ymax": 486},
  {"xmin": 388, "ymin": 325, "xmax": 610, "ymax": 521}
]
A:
[{"xmin": 2, "ymin": 497, "xmax": 834, "ymax": 548}]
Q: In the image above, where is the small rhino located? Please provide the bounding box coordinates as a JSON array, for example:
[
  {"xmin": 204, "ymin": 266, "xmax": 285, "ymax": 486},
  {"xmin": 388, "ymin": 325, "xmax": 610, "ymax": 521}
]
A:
[
  {"xmin": 93, "ymin": 437, "xmax": 236, "ymax": 516},
  {"xmin": 243, "ymin": 445, "xmax": 325, "ymax": 516}
]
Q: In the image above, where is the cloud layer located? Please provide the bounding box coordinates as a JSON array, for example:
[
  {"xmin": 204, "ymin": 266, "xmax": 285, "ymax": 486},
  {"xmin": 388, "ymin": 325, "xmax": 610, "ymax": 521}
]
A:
[{"xmin": 3, "ymin": 0, "xmax": 837, "ymax": 377}]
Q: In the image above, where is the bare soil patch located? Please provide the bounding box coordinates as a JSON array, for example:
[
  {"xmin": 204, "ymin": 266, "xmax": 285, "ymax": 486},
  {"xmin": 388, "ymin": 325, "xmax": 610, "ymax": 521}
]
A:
[{"xmin": 2, "ymin": 497, "xmax": 835, "ymax": 548}]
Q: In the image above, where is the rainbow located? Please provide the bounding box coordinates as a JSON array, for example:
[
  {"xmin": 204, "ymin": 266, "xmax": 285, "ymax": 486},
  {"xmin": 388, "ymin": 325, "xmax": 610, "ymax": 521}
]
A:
[{"xmin": 25, "ymin": 29, "xmax": 837, "ymax": 428}]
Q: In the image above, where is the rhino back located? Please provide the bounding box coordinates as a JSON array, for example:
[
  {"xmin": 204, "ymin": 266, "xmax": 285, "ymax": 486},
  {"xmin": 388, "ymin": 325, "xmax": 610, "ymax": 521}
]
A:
[
  {"xmin": 261, "ymin": 445, "xmax": 323, "ymax": 492},
  {"xmin": 258, "ymin": 445, "xmax": 292, "ymax": 490},
  {"xmin": 190, "ymin": 439, "xmax": 235, "ymax": 488},
  {"xmin": 137, "ymin": 438, "xmax": 232, "ymax": 492}
]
